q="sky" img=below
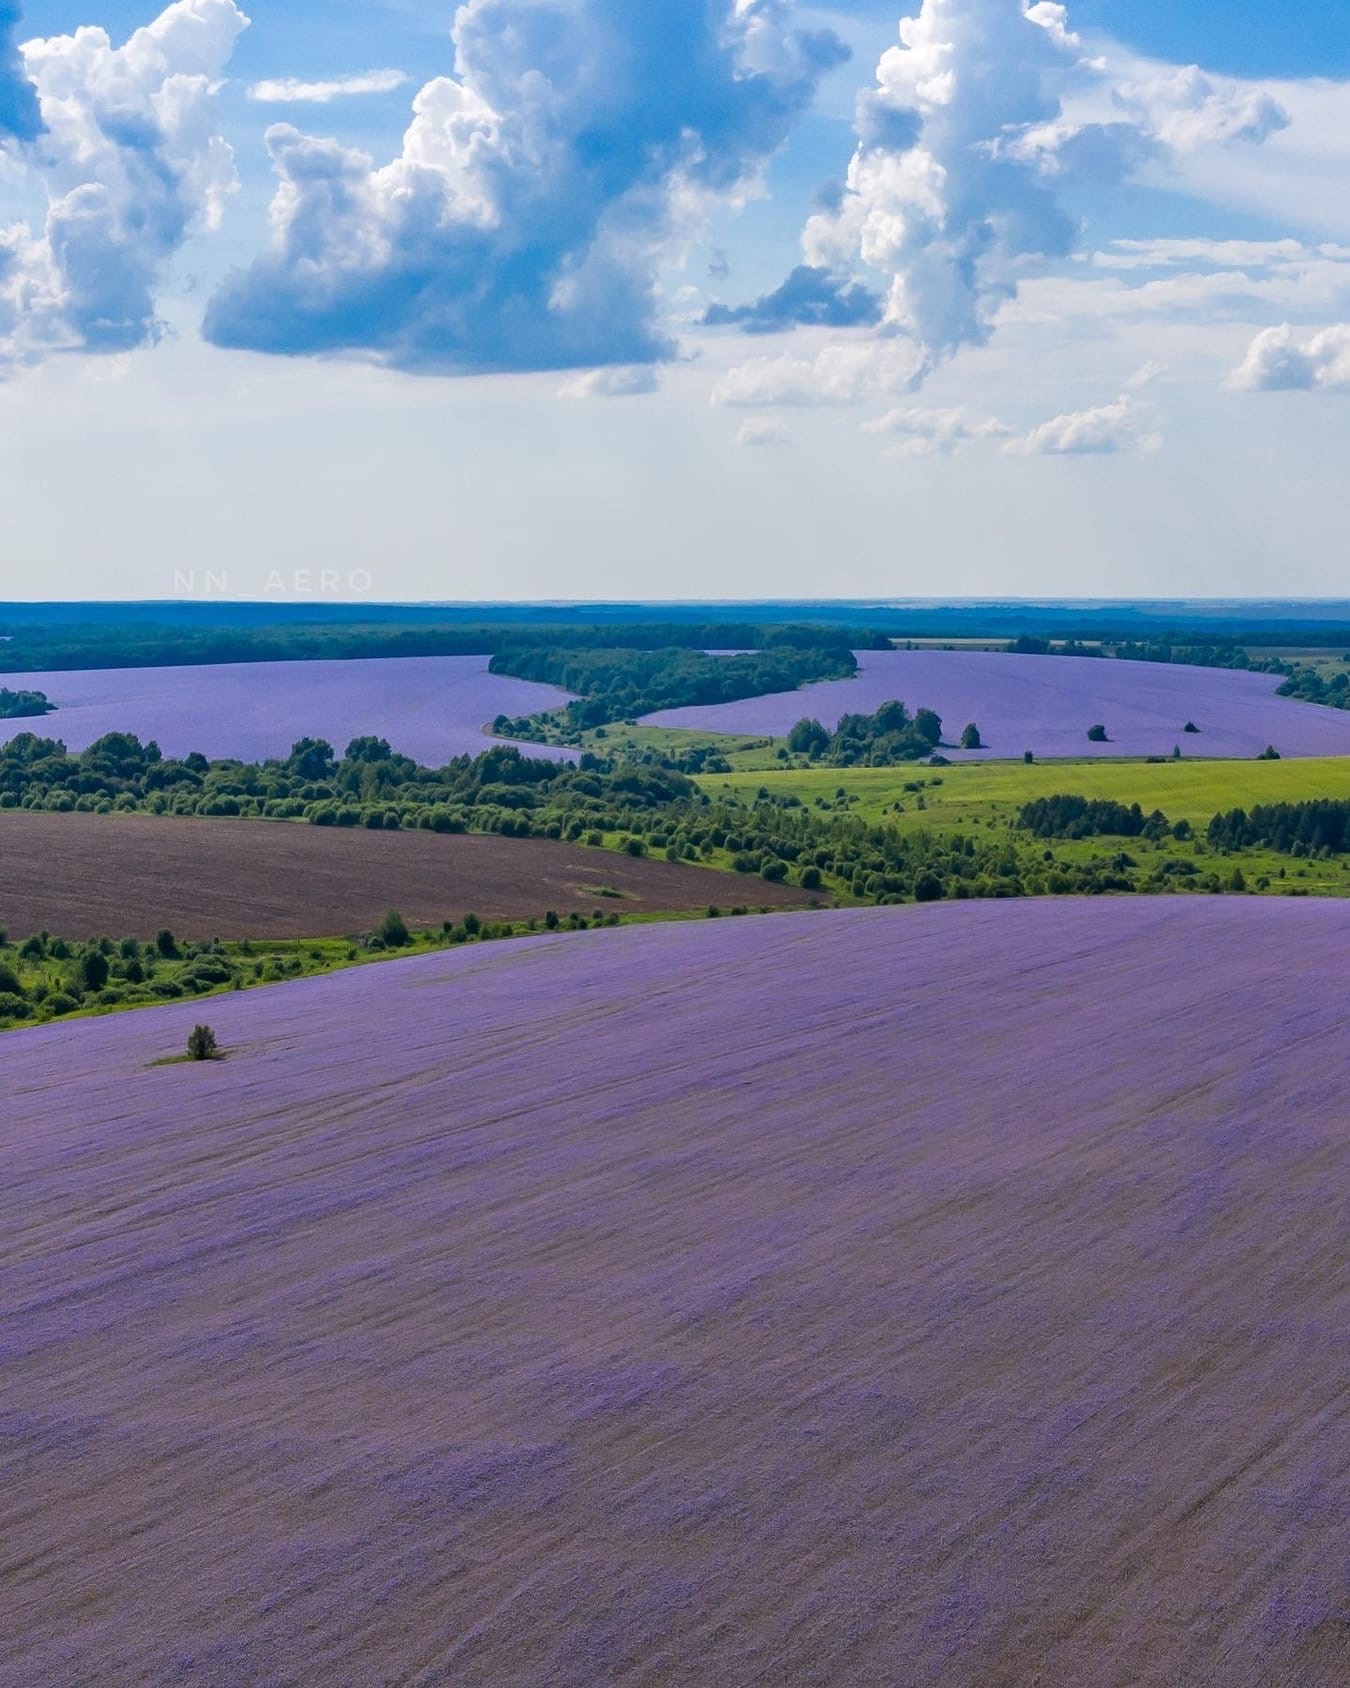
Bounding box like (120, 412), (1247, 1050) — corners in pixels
(1, 0), (1348, 604)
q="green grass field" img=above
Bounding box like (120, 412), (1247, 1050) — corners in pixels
(698, 754), (1350, 901)
(699, 755), (1350, 830)
(581, 723), (785, 769)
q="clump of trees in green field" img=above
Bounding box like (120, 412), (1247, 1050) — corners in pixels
(1018, 795), (1172, 841)
(786, 700), (945, 766)
(0, 688), (54, 719)
(1208, 800), (1350, 856)
(1278, 667), (1350, 708)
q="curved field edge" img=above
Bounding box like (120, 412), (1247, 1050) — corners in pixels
(0, 809), (808, 941)
(640, 650), (1350, 761)
(0, 655), (581, 766)
(1, 899), (1346, 1686)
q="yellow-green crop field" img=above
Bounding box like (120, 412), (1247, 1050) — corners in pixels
(699, 755), (1350, 831)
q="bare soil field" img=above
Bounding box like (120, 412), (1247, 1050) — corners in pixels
(1, 899), (1346, 1686)
(0, 810), (804, 938)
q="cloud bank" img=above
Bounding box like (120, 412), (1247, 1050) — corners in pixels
(1, 0), (248, 371)
(204, 0), (846, 375)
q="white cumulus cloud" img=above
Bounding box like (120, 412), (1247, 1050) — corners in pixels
(1112, 63), (1289, 154)
(1, 0), (248, 371)
(1008, 395), (1161, 455)
(1230, 323), (1350, 392)
(248, 69), (408, 104)
(713, 1), (1297, 390)
(205, 0), (846, 375)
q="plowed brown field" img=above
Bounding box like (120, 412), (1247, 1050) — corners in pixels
(0, 810), (805, 939)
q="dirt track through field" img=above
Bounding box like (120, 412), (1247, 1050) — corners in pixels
(0, 810), (804, 938)
(1, 899), (1347, 1685)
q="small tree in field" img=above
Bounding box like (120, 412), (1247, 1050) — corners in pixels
(187, 1024), (219, 1061)
(1086, 724), (1108, 743)
(377, 908), (410, 947)
(960, 723), (983, 750)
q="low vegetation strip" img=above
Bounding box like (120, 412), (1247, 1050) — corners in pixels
(0, 810), (807, 942)
(1, 899), (1345, 1685)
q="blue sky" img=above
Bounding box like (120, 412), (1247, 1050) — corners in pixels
(2, 1), (1349, 602)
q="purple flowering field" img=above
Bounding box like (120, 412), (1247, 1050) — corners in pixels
(0, 655), (578, 764)
(2, 899), (1345, 1685)
(642, 650), (1350, 759)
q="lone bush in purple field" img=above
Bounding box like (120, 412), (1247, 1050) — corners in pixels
(1087, 724), (1108, 742)
(960, 722), (983, 749)
(186, 1024), (219, 1062)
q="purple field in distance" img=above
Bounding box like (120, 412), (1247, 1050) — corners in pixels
(0, 655), (578, 764)
(2, 899), (1345, 1685)
(642, 649), (1350, 759)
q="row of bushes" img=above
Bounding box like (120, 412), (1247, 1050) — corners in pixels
(0, 907), (638, 1029)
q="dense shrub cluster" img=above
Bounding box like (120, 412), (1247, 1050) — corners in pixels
(1018, 796), (1170, 840)
(0, 687), (53, 719)
(1005, 637), (1104, 658)
(1108, 639), (1280, 672)
(491, 635), (860, 735)
(0, 732), (694, 835)
(1208, 800), (1350, 856)
(786, 700), (944, 766)
(1277, 667), (1350, 710)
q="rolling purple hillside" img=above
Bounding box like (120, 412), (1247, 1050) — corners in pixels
(0, 655), (578, 765)
(642, 649), (1350, 759)
(2, 899), (1345, 1685)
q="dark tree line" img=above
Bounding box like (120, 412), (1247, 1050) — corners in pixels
(1208, 800), (1350, 856)
(1018, 795), (1172, 840)
(0, 618), (890, 676)
(491, 636), (861, 734)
